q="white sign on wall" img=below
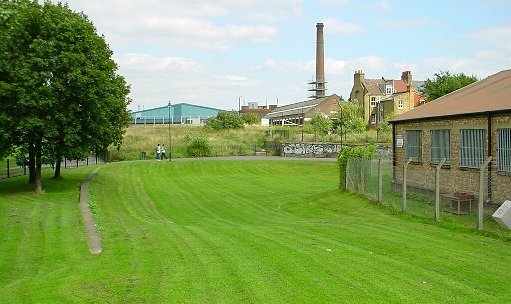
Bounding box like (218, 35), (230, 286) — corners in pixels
(396, 135), (404, 148)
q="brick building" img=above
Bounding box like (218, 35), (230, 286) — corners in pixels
(240, 102), (278, 118)
(265, 94), (340, 126)
(390, 69), (511, 204)
(350, 70), (426, 127)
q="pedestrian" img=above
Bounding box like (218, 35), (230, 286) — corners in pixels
(161, 144), (168, 160)
(156, 143), (161, 160)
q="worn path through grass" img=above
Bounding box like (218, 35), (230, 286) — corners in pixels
(1, 160), (511, 303)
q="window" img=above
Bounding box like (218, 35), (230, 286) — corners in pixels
(406, 130), (422, 162)
(385, 86), (392, 95)
(460, 129), (485, 168)
(370, 113), (376, 124)
(430, 130), (451, 164)
(497, 128), (511, 172)
(398, 100), (404, 109)
(370, 96), (377, 108)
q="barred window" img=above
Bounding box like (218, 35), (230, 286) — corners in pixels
(460, 129), (485, 168)
(430, 129), (451, 164)
(497, 128), (511, 172)
(406, 130), (422, 162)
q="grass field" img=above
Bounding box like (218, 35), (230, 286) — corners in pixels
(1, 160), (511, 303)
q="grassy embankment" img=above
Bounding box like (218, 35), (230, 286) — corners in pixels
(1, 160), (510, 303)
(110, 124), (391, 161)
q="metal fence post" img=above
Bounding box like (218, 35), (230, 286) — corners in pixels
(435, 158), (446, 221)
(7, 159), (10, 178)
(478, 157), (492, 230)
(378, 157), (383, 204)
(402, 158), (412, 213)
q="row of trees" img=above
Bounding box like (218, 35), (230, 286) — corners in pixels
(0, 1), (131, 193)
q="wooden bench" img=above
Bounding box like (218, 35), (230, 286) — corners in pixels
(441, 193), (475, 215)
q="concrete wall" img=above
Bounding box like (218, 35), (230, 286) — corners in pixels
(282, 143), (342, 158)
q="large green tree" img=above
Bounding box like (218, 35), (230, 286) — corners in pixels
(420, 70), (478, 101)
(0, 0), (131, 193)
(335, 100), (365, 136)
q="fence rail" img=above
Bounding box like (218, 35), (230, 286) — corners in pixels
(0, 155), (105, 180)
(346, 157), (508, 236)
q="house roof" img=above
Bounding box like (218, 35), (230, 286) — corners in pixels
(265, 94), (340, 118)
(362, 79), (384, 95)
(391, 69), (511, 123)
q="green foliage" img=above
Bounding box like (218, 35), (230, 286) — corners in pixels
(0, 0), (130, 189)
(376, 113), (395, 134)
(205, 111), (244, 130)
(420, 70), (478, 101)
(337, 145), (376, 190)
(335, 101), (365, 135)
(241, 112), (260, 125)
(185, 136), (211, 157)
(307, 111), (332, 135)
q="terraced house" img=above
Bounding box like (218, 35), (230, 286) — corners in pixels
(390, 69), (511, 204)
(350, 70), (426, 127)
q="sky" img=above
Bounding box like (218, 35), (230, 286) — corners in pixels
(57, 0), (511, 111)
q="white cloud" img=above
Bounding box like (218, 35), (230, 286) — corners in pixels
(324, 18), (364, 35)
(469, 26), (511, 52)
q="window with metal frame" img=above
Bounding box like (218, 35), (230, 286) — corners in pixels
(497, 128), (511, 172)
(459, 129), (485, 168)
(430, 129), (451, 164)
(406, 130), (422, 162)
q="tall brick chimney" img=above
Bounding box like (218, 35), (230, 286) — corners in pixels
(401, 71), (412, 84)
(315, 22), (325, 97)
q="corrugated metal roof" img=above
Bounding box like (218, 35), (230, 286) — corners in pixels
(391, 69), (511, 122)
(265, 94), (339, 118)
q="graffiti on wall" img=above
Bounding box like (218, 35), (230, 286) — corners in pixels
(282, 143), (342, 157)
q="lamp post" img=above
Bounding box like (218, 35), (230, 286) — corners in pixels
(168, 101), (172, 161)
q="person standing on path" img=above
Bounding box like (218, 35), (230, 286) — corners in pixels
(156, 144), (161, 160)
(161, 145), (168, 160)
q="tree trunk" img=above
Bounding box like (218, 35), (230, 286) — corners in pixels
(54, 156), (62, 179)
(28, 142), (36, 184)
(35, 138), (43, 194)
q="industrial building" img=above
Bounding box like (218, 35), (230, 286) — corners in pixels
(265, 94), (341, 126)
(131, 103), (224, 125)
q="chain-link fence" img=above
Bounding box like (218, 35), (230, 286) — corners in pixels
(346, 157), (510, 237)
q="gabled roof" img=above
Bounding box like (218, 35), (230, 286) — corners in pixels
(391, 69), (511, 123)
(361, 79), (384, 95)
(265, 94), (340, 118)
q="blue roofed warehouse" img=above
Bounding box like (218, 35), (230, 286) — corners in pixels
(131, 103), (225, 125)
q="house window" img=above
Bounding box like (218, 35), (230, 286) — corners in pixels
(497, 128), (511, 172)
(398, 100), (404, 109)
(460, 129), (485, 168)
(370, 113), (376, 124)
(370, 96), (377, 108)
(430, 129), (451, 164)
(385, 86), (392, 95)
(406, 130), (422, 162)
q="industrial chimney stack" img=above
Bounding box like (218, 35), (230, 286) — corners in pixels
(308, 23), (326, 98)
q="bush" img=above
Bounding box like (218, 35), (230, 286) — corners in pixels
(205, 111), (244, 130)
(186, 136), (212, 157)
(338, 145), (376, 191)
(242, 113), (260, 125)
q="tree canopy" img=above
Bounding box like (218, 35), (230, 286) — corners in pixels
(205, 111), (244, 130)
(335, 101), (365, 135)
(307, 112), (332, 135)
(0, 0), (131, 193)
(420, 71), (478, 101)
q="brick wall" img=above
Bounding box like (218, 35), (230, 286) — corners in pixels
(393, 113), (511, 203)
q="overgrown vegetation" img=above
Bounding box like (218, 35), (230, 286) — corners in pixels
(185, 136), (212, 157)
(337, 145), (376, 191)
(205, 111), (245, 130)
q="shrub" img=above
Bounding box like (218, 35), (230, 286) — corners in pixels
(205, 111), (244, 130)
(242, 113), (260, 125)
(338, 145), (376, 191)
(186, 136), (212, 157)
